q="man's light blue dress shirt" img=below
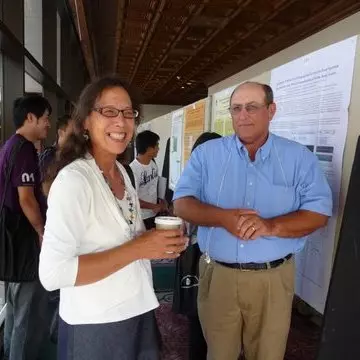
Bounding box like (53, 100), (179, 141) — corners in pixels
(173, 133), (333, 263)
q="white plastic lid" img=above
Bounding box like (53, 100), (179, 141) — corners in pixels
(155, 216), (182, 226)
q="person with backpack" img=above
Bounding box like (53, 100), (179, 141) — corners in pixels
(172, 132), (222, 360)
(38, 114), (74, 344)
(0, 95), (52, 360)
(39, 114), (74, 182)
(130, 130), (167, 229)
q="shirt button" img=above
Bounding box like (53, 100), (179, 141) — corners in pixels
(240, 244), (244, 248)
(249, 182), (253, 186)
(247, 202), (250, 206)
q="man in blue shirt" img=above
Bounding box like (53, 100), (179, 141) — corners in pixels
(173, 82), (332, 360)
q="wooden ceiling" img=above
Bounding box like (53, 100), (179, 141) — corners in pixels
(69, 0), (360, 105)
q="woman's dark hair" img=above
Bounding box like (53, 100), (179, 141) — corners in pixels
(44, 75), (141, 192)
(191, 132), (222, 153)
(135, 130), (160, 154)
(56, 114), (72, 132)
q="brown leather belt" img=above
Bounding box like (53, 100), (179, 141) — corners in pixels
(215, 254), (292, 271)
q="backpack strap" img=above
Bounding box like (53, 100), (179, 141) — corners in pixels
(123, 164), (136, 189)
(0, 137), (27, 212)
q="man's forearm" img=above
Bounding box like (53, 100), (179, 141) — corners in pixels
(139, 199), (157, 210)
(269, 210), (329, 238)
(19, 198), (44, 236)
(174, 197), (226, 227)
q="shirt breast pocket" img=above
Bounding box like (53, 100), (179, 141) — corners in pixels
(257, 184), (298, 218)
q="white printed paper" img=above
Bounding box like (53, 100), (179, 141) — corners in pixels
(169, 109), (184, 191)
(270, 36), (357, 313)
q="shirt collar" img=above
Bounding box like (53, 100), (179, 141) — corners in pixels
(234, 132), (273, 162)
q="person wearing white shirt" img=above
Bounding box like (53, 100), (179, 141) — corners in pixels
(130, 130), (167, 229)
(39, 76), (188, 360)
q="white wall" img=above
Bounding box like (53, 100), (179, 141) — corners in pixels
(208, 11), (360, 252)
(140, 104), (181, 123)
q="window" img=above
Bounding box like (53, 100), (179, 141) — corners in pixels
(25, 73), (43, 94)
(24, 0), (43, 65)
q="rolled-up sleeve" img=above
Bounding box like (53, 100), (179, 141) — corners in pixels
(173, 147), (203, 202)
(39, 169), (90, 291)
(297, 148), (333, 217)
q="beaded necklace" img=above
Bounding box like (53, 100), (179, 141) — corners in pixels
(101, 166), (137, 234)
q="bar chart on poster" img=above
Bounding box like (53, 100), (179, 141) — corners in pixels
(270, 36), (357, 313)
(182, 99), (206, 167)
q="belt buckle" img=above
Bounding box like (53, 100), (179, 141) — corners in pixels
(239, 264), (251, 272)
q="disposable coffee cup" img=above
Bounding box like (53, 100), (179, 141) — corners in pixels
(155, 216), (182, 231)
(155, 216), (184, 254)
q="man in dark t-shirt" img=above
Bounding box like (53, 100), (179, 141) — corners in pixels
(0, 95), (51, 360)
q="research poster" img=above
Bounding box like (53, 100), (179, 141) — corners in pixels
(183, 99), (206, 167)
(270, 36), (357, 313)
(212, 85), (236, 136)
(169, 109), (184, 191)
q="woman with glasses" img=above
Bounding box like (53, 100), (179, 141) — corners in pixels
(39, 76), (188, 360)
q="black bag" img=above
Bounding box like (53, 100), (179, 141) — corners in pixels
(123, 164), (136, 188)
(172, 226), (201, 317)
(0, 138), (40, 282)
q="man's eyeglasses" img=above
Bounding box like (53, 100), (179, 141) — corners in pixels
(229, 103), (269, 115)
(93, 106), (139, 119)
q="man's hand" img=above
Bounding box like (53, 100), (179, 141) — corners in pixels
(219, 209), (257, 238)
(236, 214), (274, 240)
(159, 199), (168, 212)
(153, 203), (163, 214)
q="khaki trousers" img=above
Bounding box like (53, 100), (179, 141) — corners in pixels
(198, 255), (294, 360)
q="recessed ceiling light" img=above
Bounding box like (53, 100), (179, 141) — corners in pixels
(181, 86), (185, 89)
(176, 76), (181, 80)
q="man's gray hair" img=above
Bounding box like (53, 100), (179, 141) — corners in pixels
(229, 81), (274, 105)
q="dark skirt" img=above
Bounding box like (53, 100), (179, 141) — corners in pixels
(58, 310), (160, 360)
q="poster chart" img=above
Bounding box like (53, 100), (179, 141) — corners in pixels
(270, 36), (357, 313)
(211, 85), (236, 136)
(183, 99), (206, 167)
(169, 109), (184, 191)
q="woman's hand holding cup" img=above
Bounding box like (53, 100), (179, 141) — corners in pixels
(133, 220), (188, 260)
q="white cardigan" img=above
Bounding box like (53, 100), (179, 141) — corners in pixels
(39, 156), (159, 325)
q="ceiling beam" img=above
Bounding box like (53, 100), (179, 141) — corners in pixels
(68, 0), (96, 78)
(161, 0), (294, 98)
(205, 0), (360, 86)
(113, 0), (127, 73)
(139, 0), (210, 89)
(142, 0), (251, 97)
(128, 0), (168, 83)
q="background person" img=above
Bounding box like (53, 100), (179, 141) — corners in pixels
(172, 131), (222, 360)
(0, 95), (51, 360)
(130, 130), (167, 229)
